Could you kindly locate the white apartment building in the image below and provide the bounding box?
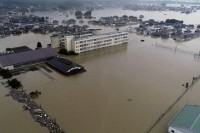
[50,31,94,48]
[50,34,65,48]
[71,31,128,53]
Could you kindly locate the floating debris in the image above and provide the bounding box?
[127,98,132,102]
[9,89,65,133]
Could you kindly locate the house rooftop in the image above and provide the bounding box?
[169,104,200,133]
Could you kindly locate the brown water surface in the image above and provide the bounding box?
[1,9,200,133]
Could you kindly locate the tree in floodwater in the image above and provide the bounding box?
[58,48,78,55]
[29,90,41,99]
[122,15,128,21]
[0,69,12,79]
[75,11,83,19]
[36,42,42,49]
[7,78,22,89]
[39,17,45,22]
[84,11,92,19]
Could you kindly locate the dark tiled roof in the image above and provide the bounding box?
[47,57,86,76]
[0,48,57,67]
[11,46,32,53]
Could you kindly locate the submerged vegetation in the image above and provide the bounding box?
[7,78,22,89]
[75,11,83,19]
[84,11,92,19]
[29,90,41,99]
[0,68,12,79]
[58,48,78,55]
[36,42,42,49]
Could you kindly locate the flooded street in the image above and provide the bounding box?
[1,9,200,133]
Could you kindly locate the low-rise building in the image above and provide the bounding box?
[0,47,57,70]
[168,104,200,133]
[47,57,86,76]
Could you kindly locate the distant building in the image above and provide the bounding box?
[51,31,128,53]
[168,104,200,133]
[0,48,57,70]
[161,3,167,7]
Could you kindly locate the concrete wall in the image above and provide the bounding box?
[50,36,60,48]
[65,36,74,51]
[4,65,14,70]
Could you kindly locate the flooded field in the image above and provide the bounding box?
[1,9,200,133]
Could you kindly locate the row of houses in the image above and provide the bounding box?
[124,3,200,14]
[88,15,140,27]
[0,11,93,38]
[50,31,129,53]
[135,19,200,41]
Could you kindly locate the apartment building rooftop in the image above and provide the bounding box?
[74,31,128,41]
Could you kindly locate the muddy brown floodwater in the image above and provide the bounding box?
[1,9,200,133]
